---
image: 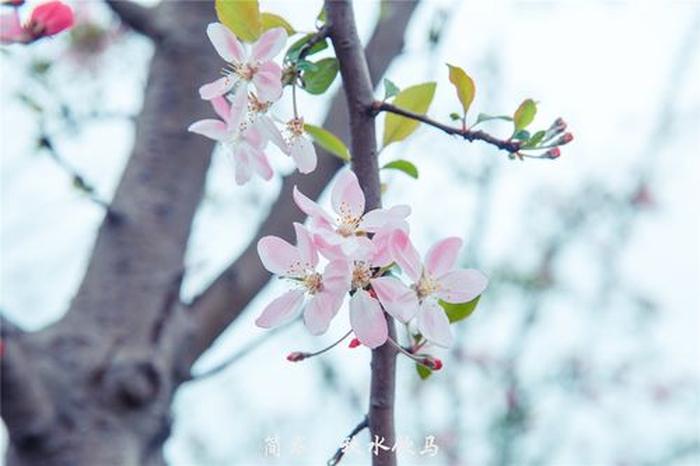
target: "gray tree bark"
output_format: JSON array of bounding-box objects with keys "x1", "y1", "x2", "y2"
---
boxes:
[{"x1": 0, "y1": 1, "x2": 418, "y2": 465}]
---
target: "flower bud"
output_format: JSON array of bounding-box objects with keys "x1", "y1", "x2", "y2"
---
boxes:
[
  {"x1": 421, "y1": 356, "x2": 443, "y2": 371},
  {"x1": 348, "y1": 338, "x2": 361, "y2": 349},
  {"x1": 286, "y1": 351, "x2": 307, "y2": 362},
  {"x1": 557, "y1": 133, "x2": 574, "y2": 145},
  {"x1": 545, "y1": 147, "x2": 561, "y2": 159},
  {"x1": 27, "y1": 1, "x2": 74, "y2": 39}
]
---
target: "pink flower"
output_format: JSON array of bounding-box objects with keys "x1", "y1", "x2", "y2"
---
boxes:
[
  {"x1": 27, "y1": 0, "x2": 73, "y2": 37},
  {"x1": 188, "y1": 88, "x2": 284, "y2": 185},
  {"x1": 199, "y1": 23, "x2": 286, "y2": 102},
  {"x1": 293, "y1": 169, "x2": 411, "y2": 259},
  {"x1": 372, "y1": 230, "x2": 488, "y2": 347},
  {"x1": 256, "y1": 223, "x2": 351, "y2": 335},
  {"x1": 283, "y1": 117, "x2": 317, "y2": 174},
  {"x1": 1, "y1": 0, "x2": 73, "y2": 44}
]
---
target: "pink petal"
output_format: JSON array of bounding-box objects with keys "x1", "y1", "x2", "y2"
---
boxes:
[
  {"x1": 303, "y1": 290, "x2": 344, "y2": 335},
  {"x1": 359, "y1": 205, "x2": 411, "y2": 232},
  {"x1": 289, "y1": 136, "x2": 318, "y2": 174},
  {"x1": 331, "y1": 170, "x2": 365, "y2": 220},
  {"x1": 321, "y1": 260, "x2": 351, "y2": 294},
  {"x1": 293, "y1": 186, "x2": 335, "y2": 226},
  {"x1": 29, "y1": 1, "x2": 74, "y2": 37},
  {"x1": 206, "y1": 22, "x2": 245, "y2": 63},
  {"x1": 417, "y1": 300, "x2": 453, "y2": 348},
  {"x1": 199, "y1": 76, "x2": 236, "y2": 100},
  {"x1": 255, "y1": 289, "x2": 305, "y2": 328},
  {"x1": 389, "y1": 229, "x2": 422, "y2": 283},
  {"x1": 436, "y1": 269, "x2": 488, "y2": 303},
  {"x1": 349, "y1": 290, "x2": 388, "y2": 349},
  {"x1": 247, "y1": 146, "x2": 274, "y2": 181},
  {"x1": 210, "y1": 96, "x2": 231, "y2": 121},
  {"x1": 187, "y1": 119, "x2": 228, "y2": 141},
  {"x1": 293, "y1": 223, "x2": 319, "y2": 269},
  {"x1": 314, "y1": 233, "x2": 344, "y2": 261},
  {"x1": 370, "y1": 276, "x2": 419, "y2": 323},
  {"x1": 369, "y1": 229, "x2": 394, "y2": 268},
  {"x1": 0, "y1": 10, "x2": 26, "y2": 44},
  {"x1": 226, "y1": 85, "x2": 249, "y2": 131},
  {"x1": 424, "y1": 237, "x2": 463, "y2": 278},
  {"x1": 255, "y1": 115, "x2": 287, "y2": 152},
  {"x1": 252, "y1": 61, "x2": 283, "y2": 102},
  {"x1": 257, "y1": 235, "x2": 303, "y2": 277},
  {"x1": 251, "y1": 27, "x2": 287, "y2": 62},
  {"x1": 232, "y1": 146, "x2": 252, "y2": 185},
  {"x1": 244, "y1": 126, "x2": 265, "y2": 149}
]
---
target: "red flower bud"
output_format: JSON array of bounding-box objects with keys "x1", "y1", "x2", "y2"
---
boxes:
[
  {"x1": 421, "y1": 356, "x2": 443, "y2": 371},
  {"x1": 348, "y1": 338, "x2": 361, "y2": 349},
  {"x1": 28, "y1": 1, "x2": 74, "y2": 38},
  {"x1": 545, "y1": 147, "x2": 561, "y2": 159},
  {"x1": 286, "y1": 351, "x2": 306, "y2": 362}
]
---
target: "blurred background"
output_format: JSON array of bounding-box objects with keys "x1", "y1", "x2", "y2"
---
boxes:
[{"x1": 1, "y1": 0, "x2": 699, "y2": 465}]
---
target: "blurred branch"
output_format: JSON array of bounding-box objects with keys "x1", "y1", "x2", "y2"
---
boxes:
[
  {"x1": 371, "y1": 101, "x2": 523, "y2": 154},
  {"x1": 327, "y1": 416, "x2": 369, "y2": 466},
  {"x1": 104, "y1": 0, "x2": 164, "y2": 40}
]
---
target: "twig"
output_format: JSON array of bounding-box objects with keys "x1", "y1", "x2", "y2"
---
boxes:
[
  {"x1": 371, "y1": 101, "x2": 522, "y2": 154},
  {"x1": 104, "y1": 0, "x2": 164, "y2": 40},
  {"x1": 327, "y1": 415, "x2": 370, "y2": 466},
  {"x1": 298, "y1": 24, "x2": 331, "y2": 61}
]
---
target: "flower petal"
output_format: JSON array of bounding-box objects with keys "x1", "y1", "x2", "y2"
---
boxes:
[
  {"x1": 231, "y1": 146, "x2": 252, "y2": 185},
  {"x1": 206, "y1": 22, "x2": 245, "y2": 63},
  {"x1": 247, "y1": 146, "x2": 274, "y2": 181},
  {"x1": 304, "y1": 290, "x2": 344, "y2": 335},
  {"x1": 359, "y1": 205, "x2": 411, "y2": 232},
  {"x1": 293, "y1": 186, "x2": 335, "y2": 226},
  {"x1": 417, "y1": 300, "x2": 453, "y2": 348},
  {"x1": 370, "y1": 276, "x2": 419, "y2": 323},
  {"x1": 199, "y1": 76, "x2": 236, "y2": 100},
  {"x1": 210, "y1": 96, "x2": 231, "y2": 121},
  {"x1": 255, "y1": 289, "x2": 305, "y2": 328},
  {"x1": 389, "y1": 229, "x2": 422, "y2": 283},
  {"x1": 293, "y1": 223, "x2": 319, "y2": 269},
  {"x1": 436, "y1": 269, "x2": 488, "y2": 303},
  {"x1": 256, "y1": 115, "x2": 287, "y2": 152},
  {"x1": 226, "y1": 85, "x2": 249, "y2": 131},
  {"x1": 349, "y1": 290, "x2": 388, "y2": 349},
  {"x1": 0, "y1": 10, "x2": 25, "y2": 44},
  {"x1": 331, "y1": 169, "x2": 365, "y2": 220},
  {"x1": 369, "y1": 228, "x2": 394, "y2": 268},
  {"x1": 187, "y1": 119, "x2": 228, "y2": 141},
  {"x1": 289, "y1": 136, "x2": 318, "y2": 174},
  {"x1": 424, "y1": 237, "x2": 463, "y2": 278},
  {"x1": 257, "y1": 235, "x2": 303, "y2": 277},
  {"x1": 252, "y1": 61, "x2": 283, "y2": 102},
  {"x1": 322, "y1": 260, "x2": 351, "y2": 294},
  {"x1": 251, "y1": 27, "x2": 287, "y2": 62}
]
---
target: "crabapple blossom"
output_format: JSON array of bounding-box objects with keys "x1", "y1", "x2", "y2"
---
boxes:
[
  {"x1": 283, "y1": 117, "x2": 317, "y2": 174},
  {"x1": 199, "y1": 23, "x2": 286, "y2": 102},
  {"x1": 188, "y1": 88, "x2": 282, "y2": 185},
  {"x1": 374, "y1": 230, "x2": 489, "y2": 347},
  {"x1": 256, "y1": 223, "x2": 351, "y2": 335},
  {"x1": 293, "y1": 169, "x2": 411, "y2": 259}
]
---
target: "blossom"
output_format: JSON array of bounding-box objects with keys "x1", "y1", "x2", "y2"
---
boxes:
[
  {"x1": 372, "y1": 230, "x2": 488, "y2": 347},
  {"x1": 256, "y1": 223, "x2": 351, "y2": 335},
  {"x1": 199, "y1": 23, "x2": 286, "y2": 102},
  {"x1": 1, "y1": 0, "x2": 73, "y2": 44},
  {"x1": 283, "y1": 117, "x2": 317, "y2": 174},
  {"x1": 188, "y1": 88, "x2": 282, "y2": 185},
  {"x1": 293, "y1": 169, "x2": 411, "y2": 259}
]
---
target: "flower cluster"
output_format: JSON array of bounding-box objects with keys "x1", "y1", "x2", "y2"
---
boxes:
[
  {"x1": 255, "y1": 170, "x2": 488, "y2": 352},
  {"x1": 0, "y1": 0, "x2": 73, "y2": 45},
  {"x1": 188, "y1": 22, "x2": 317, "y2": 185}
]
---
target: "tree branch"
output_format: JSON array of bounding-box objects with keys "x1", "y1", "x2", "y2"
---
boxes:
[
  {"x1": 327, "y1": 416, "x2": 370, "y2": 466},
  {"x1": 175, "y1": 0, "x2": 419, "y2": 372},
  {"x1": 371, "y1": 101, "x2": 522, "y2": 154},
  {"x1": 326, "y1": 1, "x2": 398, "y2": 465},
  {"x1": 105, "y1": 0, "x2": 164, "y2": 40}
]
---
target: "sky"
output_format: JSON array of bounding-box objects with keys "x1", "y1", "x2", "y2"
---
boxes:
[{"x1": 1, "y1": 1, "x2": 699, "y2": 465}]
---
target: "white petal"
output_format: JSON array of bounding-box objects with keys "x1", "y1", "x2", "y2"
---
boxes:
[
  {"x1": 255, "y1": 290, "x2": 305, "y2": 328},
  {"x1": 290, "y1": 136, "x2": 318, "y2": 174},
  {"x1": 417, "y1": 300, "x2": 453, "y2": 348}
]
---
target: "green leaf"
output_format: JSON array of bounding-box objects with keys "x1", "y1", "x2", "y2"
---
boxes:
[
  {"x1": 513, "y1": 98, "x2": 537, "y2": 132},
  {"x1": 449, "y1": 112, "x2": 461, "y2": 121},
  {"x1": 383, "y1": 82, "x2": 437, "y2": 147},
  {"x1": 304, "y1": 124, "x2": 350, "y2": 161},
  {"x1": 439, "y1": 296, "x2": 481, "y2": 324},
  {"x1": 475, "y1": 113, "x2": 513, "y2": 125},
  {"x1": 285, "y1": 33, "x2": 328, "y2": 62},
  {"x1": 383, "y1": 78, "x2": 400, "y2": 100},
  {"x1": 447, "y1": 64, "x2": 476, "y2": 116},
  {"x1": 215, "y1": 0, "x2": 261, "y2": 43},
  {"x1": 523, "y1": 130, "x2": 546, "y2": 148},
  {"x1": 301, "y1": 58, "x2": 339, "y2": 95},
  {"x1": 513, "y1": 130, "x2": 531, "y2": 141},
  {"x1": 416, "y1": 363, "x2": 433, "y2": 380},
  {"x1": 260, "y1": 12, "x2": 295, "y2": 35},
  {"x1": 382, "y1": 160, "x2": 419, "y2": 179}
]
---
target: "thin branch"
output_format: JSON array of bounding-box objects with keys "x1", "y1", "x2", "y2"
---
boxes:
[
  {"x1": 326, "y1": 2, "x2": 398, "y2": 466},
  {"x1": 327, "y1": 416, "x2": 370, "y2": 466},
  {"x1": 104, "y1": 0, "x2": 164, "y2": 40},
  {"x1": 298, "y1": 24, "x2": 331, "y2": 61},
  {"x1": 371, "y1": 101, "x2": 522, "y2": 154}
]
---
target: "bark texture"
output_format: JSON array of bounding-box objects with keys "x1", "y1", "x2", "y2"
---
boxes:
[{"x1": 0, "y1": 1, "x2": 418, "y2": 465}]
